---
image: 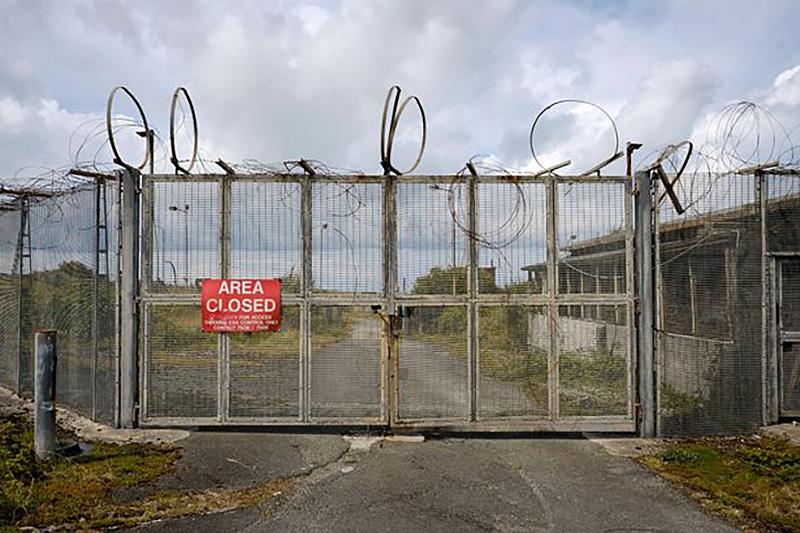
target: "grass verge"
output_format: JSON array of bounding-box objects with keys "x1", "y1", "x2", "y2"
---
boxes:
[
  {"x1": 639, "y1": 434, "x2": 800, "y2": 532},
  {"x1": 0, "y1": 413, "x2": 290, "y2": 530}
]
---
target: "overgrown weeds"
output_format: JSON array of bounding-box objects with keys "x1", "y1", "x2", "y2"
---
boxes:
[
  {"x1": 0, "y1": 413, "x2": 289, "y2": 529},
  {"x1": 640, "y1": 434, "x2": 800, "y2": 532}
]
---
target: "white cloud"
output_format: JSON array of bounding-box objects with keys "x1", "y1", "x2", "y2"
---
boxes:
[
  {"x1": 766, "y1": 64, "x2": 800, "y2": 108},
  {"x1": 1, "y1": 0, "x2": 799, "y2": 179}
]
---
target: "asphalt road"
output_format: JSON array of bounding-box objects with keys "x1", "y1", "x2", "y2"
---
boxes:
[{"x1": 135, "y1": 435, "x2": 737, "y2": 532}]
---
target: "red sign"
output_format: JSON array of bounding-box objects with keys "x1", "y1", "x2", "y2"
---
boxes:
[{"x1": 201, "y1": 279, "x2": 281, "y2": 333}]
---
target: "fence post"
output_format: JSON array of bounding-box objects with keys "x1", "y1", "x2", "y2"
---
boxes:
[
  {"x1": 119, "y1": 168, "x2": 140, "y2": 428},
  {"x1": 635, "y1": 170, "x2": 656, "y2": 438},
  {"x1": 34, "y1": 330, "x2": 57, "y2": 460}
]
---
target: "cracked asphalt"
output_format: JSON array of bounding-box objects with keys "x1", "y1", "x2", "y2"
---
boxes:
[{"x1": 133, "y1": 433, "x2": 737, "y2": 532}]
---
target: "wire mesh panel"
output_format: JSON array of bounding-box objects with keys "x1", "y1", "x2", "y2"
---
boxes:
[
  {"x1": 557, "y1": 182, "x2": 627, "y2": 298},
  {"x1": 149, "y1": 180, "x2": 220, "y2": 292},
  {"x1": 0, "y1": 208, "x2": 20, "y2": 390},
  {"x1": 557, "y1": 304, "x2": 628, "y2": 417},
  {"x1": 94, "y1": 181, "x2": 118, "y2": 424},
  {"x1": 309, "y1": 306, "x2": 383, "y2": 419},
  {"x1": 397, "y1": 181, "x2": 466, "y2": 295},
  {"x1": 780, "y1": 260, "x2": 800, "y2": 414},
  {"x1": 230, "y1": 181, "x2": 301, "y2": 291},
  {"x1": 398, "y1": 306, "x2": 468, "y2": 420},
  {"x1": 145, "y1": 304, "x2": 218, "y2": 419},
  {"x1": 24, "y1": 191, "x2": 96, "y2": 417},
  {"x1": 311, "y1": 183, "x2": 382, "y2": 294},
  {"x1": 478, "y1": 305, "x2": 549, "y2": 419},
  {"x1": 766, "y1": 175, "x2": 800, "y2": 253},
  {"x1": 656, "y1": 174, "x2": 763, "y2": 436},
  {"x1": 478, "y1": 182, "x2": 548, "y2": 294},
  {"x1": 229, "y1": 306, "x2": 300, "y2": 418}
]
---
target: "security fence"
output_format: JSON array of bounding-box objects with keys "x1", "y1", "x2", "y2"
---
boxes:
[
  {"x1": 0, "y1": 169, "x2": 797, "y2": 436},
  {"x1": 0, "y1": 181, "x2": 118, "y2": 425}
]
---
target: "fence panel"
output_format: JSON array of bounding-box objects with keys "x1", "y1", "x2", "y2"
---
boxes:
[
  {"x1": 0, "y1": 207, "x2": 20, "y2": 390},
  {"x1": 656, "y1": 173, "x2": 764, "y2": 436}
]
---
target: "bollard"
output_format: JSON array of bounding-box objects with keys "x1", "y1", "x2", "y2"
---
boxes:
[{"x1": 34, "y1": 330, "x2": 57, "y2": 460}]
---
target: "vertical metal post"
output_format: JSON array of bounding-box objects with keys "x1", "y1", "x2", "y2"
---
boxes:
[
  {"x1": 300, "y1": 176, "x2": 312, "y2": 421},
  {"x1": 119, "y1": 168, "x2": 140, "y2": 428},
  {"x1": 220, "y1": 176, "x2": 231, "y2": 422},
  {"x1": 546, "y1": 176, "x2": 559, "y2": 420},
  {"x1": 15, "y1": 198, "x2": 28, "y2": 393},
  {"x1": 91, "y1": 181, "x2": 100, "y2": 421},
  {"x1": 652, "y1": 183, "x2": 663, "y2": 433},
  {"x1": 758, "y1": 173, "x2": 772, "y2": 423},
  {"x1": 34, "y1": 330, "x2": 57, "y2": 460},
  {"x1": 635, "y1": 170, "x2": 655, "y2": 438},
  {"x1": 383, "y1": 175, "x2": 398, "y2": 425},
  {"x1": 467, "y1": 172, "x2": 478, "y2": 421}
]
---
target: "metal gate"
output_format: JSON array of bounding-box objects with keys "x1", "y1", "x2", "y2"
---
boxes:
[{"x1": 138, "y1": 173, "x2": 636, "y2": 431}]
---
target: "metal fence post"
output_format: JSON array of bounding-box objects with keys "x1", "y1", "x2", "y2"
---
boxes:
[
  {"x1": 467, "y1": 171, "x2": 478, "y2": 421},
  {"x1": 119, "y1": 168, "x2": 140, "y2": 428},
  {"x1": 635, "y1": 170, "x2": 655, "y2": 437},
  {"x1": 34, "y1": 329, "x2": 57, "y2": 460}
]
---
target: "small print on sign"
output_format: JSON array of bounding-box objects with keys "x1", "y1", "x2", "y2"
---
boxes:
[{"x1": 202, "y1": 279, "x2": 281, "y2": 333}]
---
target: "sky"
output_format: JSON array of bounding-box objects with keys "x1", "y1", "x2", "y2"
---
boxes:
[
  {"x1": 2, "y1": 0, "x2": 800, "y2": 290},
  {"x1": 1, "y1": 0, "x2": 800, "y2": 179}
]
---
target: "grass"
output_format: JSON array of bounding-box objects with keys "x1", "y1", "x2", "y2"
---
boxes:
[
  {"x1": 640, "y1": 435, "x2": 800, "y2": 532},
  {"x1": 0, "y1": 413, "x2": 291, "y2": 530}
]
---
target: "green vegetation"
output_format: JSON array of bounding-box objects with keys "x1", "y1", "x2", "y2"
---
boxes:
[
  {"x1": 0, "y1": 413, "x2": 291, "y2": 530},
  {"x1": 405, "y1": 265, "x2": 627, "y2": 415},
  {"x1": 1, "y1": 413, "x2": 177, "y2": 528},
  {"x1": 558, "y1": 350, "x2": 626, "y2": 416},
  {"x1": 411, "y1": 265, "x2": 543, "y2": 295},
  {"x1": 17, "y1": 261, "x2": 117, "y2": 373},
  {"x1": 479, "y1": 307, "x2": 549, "y2": 406},
  {"x1": 661, "y1": 384, "x2": 704, "y2": 416},
  {"x1": 641, "y1": 435, "x2": 800, "y2": 532}
]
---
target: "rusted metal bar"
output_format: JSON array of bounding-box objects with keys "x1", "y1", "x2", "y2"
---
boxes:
[
  {"x1": 215, "y1": 159, "x2": 236, "y2": 175},
  {"x1": 69, "y1": 168, "x2": 117, "y2": 181},
  {"x1": 297, "y1": 159, "x2": 317, "y2": 176},
  {"x1": 0, "y1": 186, "x2": 54, "y2": 198},
  {"x1": 736, "y1": 161, "x2": 780, "y2": 175},
  {"x1": 580, "y1": 151, "x2": 624, "y2": 176}
]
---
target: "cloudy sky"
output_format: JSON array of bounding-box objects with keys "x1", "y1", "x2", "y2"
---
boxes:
[{"x1": 2, "y1": 0, "x2": 800, "y2": 180}]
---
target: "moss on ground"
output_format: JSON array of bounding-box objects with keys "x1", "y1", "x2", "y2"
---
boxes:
[
  {"x1": 640, "y1": 434, "x2": 800, "y2": 532},
  {"x1": 0, "y1": 413, "x2": 290, "y2": 530}
]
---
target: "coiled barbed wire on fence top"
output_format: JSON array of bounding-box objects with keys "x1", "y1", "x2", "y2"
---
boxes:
[
  {"x1": 706, "y1": 101, "x2": 797, "y2": 172},
  {"x1": 106, "y1": 86, "x2": 151, "y2": 171},
  {"x1": 433, "y1": 156, "x2": 536, "y2": 271},
  {"x1": 169, "y1": 87, "x2": 199, "y2": 175},
  {"x1": 380, "y1": 85, "x2": 427, "y2": 176},
  {"x1": 529, "y1": 99, "x2": 620, "y2": 176}
]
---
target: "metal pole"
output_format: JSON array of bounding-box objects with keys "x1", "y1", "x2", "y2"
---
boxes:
[
  {"x1": 184, "y1": 205, "x2": 189, "y2": 286},
  {"x1": 34, "y1": 330, "x2": 57, "y2": 460},
  {"x1": 119, "y1": 168, "x2": 140, "y2": 428},
  {"x1": 92, "y1": 181, "x2": 100, "y2": 421},
  {"x1": 467, "y1": 172, "x2": 478, "y2": 421},
  {"x1": 635, "y1": 170, "x2": 655, "y2": 437}
]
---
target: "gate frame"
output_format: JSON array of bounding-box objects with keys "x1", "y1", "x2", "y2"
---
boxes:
[{"x1": 131, "y1": 171, "x2": 643, "y2": 433}]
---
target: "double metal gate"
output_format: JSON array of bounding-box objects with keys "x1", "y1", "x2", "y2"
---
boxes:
[{"x1": 138, "y1": 173, "x2": 636, "y2": 431}]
